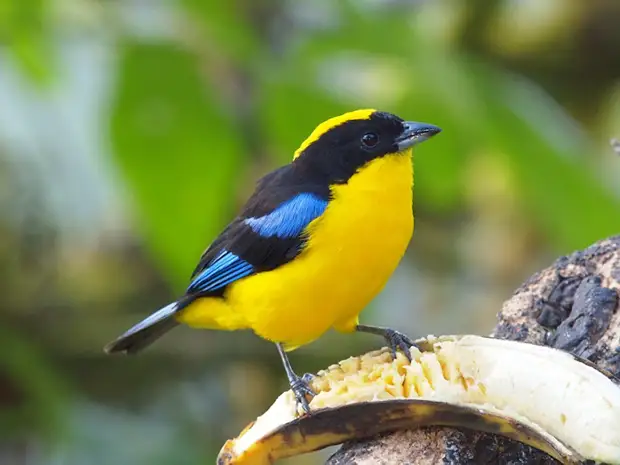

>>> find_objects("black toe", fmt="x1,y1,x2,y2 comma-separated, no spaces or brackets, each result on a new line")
384,329,416,361
290,375,315,414
302,372,316,383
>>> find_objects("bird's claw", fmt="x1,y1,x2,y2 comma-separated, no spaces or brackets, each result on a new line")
301,372,316,384
290,374,315,414
383,329,416,361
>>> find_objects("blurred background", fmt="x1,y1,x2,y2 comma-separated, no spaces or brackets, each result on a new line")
2,0,620,463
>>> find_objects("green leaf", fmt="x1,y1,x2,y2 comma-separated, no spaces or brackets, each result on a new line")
110,42,245,288
395,53,483,213
0,0,54,86
180,0,261,65
259,79,350,163
472,64,620,250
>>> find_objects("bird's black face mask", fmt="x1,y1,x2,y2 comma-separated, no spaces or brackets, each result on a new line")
293,110,441,185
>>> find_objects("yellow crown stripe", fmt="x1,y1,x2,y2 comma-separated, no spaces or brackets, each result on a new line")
293,109,376,160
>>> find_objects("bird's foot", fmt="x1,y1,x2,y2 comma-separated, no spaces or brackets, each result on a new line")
290,374,315,414
356,324,418,361
383,328,416,361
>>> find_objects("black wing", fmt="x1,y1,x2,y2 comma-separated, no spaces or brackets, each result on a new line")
103,165,330,355
186,165,330,297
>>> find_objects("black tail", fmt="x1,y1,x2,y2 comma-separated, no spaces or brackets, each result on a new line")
104,302,180,354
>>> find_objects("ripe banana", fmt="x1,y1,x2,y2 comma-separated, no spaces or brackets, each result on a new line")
217,335,620,465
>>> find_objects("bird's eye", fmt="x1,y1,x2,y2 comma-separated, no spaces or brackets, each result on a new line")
361,132,379,148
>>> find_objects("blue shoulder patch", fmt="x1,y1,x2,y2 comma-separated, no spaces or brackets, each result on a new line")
187,250,254,293
244,193,328,238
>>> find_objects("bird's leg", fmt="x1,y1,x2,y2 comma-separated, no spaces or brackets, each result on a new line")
356,324,416,361
276,343,315,414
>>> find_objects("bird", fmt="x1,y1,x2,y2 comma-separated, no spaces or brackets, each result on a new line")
104,109,441,412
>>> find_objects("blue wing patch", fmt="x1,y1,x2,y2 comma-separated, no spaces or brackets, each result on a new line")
187,193,326,294
187,250,254,293
244,193,328,238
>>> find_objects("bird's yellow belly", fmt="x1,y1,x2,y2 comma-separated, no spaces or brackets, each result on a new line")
228,153,414,348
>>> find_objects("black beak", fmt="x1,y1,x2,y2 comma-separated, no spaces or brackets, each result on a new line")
395,121,441,151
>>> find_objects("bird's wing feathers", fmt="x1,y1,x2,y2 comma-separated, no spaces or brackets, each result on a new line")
187,186,328,297
243,192,327,239
189,222,237,281
190,166,292,280
186,250,254,294
104,172,329,354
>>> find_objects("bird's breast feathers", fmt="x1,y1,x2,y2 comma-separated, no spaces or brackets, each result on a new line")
225,152,414,345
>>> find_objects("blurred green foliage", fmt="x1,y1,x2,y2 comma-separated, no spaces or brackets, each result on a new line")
1,0,620,464
111,42,245,286
0,0,54,85
0,327,68,438
113,0,620,288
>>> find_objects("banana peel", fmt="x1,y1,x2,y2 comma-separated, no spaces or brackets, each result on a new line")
217,335,620,465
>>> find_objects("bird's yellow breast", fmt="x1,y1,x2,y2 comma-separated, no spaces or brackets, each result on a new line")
238,151,413,345
179,150,414,349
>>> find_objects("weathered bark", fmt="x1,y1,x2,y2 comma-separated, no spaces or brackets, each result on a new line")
327,235,620,464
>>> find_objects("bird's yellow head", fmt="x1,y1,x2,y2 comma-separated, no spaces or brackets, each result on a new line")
292,109,440,183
